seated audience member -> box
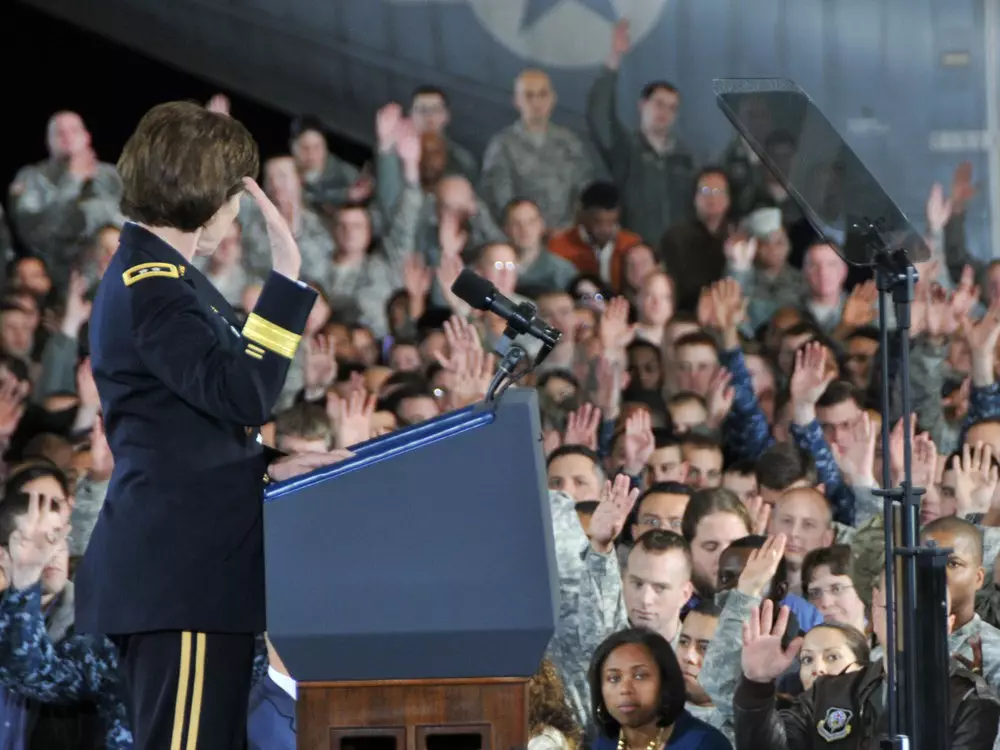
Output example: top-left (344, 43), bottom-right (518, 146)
top-left (587, 628), bottom-right (732, 750)
top-left (676, 601), bottom-right (733, 742)
top-left (721, 460), bottom-right (757, 504)
top-left (715, 535), bottom-right (822, 632)
top-left (549, 182), bottom-right (642, 291)
top-left (735, 572), bottom-right (1000, 748)
top-left (768, 486), bottom-right (835, 596)
top-left (797, 622), bottom-right (868, 692)
top-left (274, 403), bottom-right (333, 453)
top-left (800, 545), bottom-right (867, 633)
top-left (680, 434), bottom-right (723, 490)
top-left (0, 464), bottom-right (131, 747)
top-left (248, 636), bottom-right (295, 750)
top-left (548, 445), bottom-right (605, 504)
top-left (681, 487), bottom-right (752, 604)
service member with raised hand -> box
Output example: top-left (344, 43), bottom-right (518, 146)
top-left (74, 100), bottom-right (346, 750)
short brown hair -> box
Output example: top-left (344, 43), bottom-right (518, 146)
top-left (118, 101), bottom-right (259, 232)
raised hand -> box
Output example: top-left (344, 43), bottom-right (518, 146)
top-left (926, 182), bottom-right (953, 235)
top-left (395, 118), bottom-right (422, 177)
top-left (831, 410), bottom-right (877, 487)
top-left (790, 342), bottom-right (832, 409)
top-left (4, 492), bottom-right (66, 590)
top-left (607, 18), bottom-right (631, 69)
top-left (0, 371), bottom-right (25, 438)
top-left (710, 278), bottom-right (748, 346)
top-left (744, 495), bottom-right (772, 536)
top-left (402, 254), bottom-right (432, 305)
top-left (438, 210), bottom-right (469, 258)
top-left (953, 442), bottom-right (999, 515)
top-left (623, 409), bottom-right (656, 475)
top-left (737, 533), bottom-right (786, 597)
top-left (435, 316), bottom-right (482, 373)
top-left (242, 177), bottom-right (301, 280)
top-left (704, 367), bottom-right (735, 429)
top-left (61, 270), bottom-right (92, 336)
top-left (563, 403), bottom-right (602, 450)
top-left (964, 299), bottom-right (1000, 351)
top-left (840, 281), bottom-right (877, 330)
top-left (376, 103), bottom-right (403, 150)
top-left (911, 432), bottom-right (939, 491)
top-left (303, 334), bottom-right (337, 394)
top-left (724, 235), bottom-right (757, 272)
top-left (742, 599), bottom-right (804, 683)
top-left (448, 346), bottom-right (495, 409)
top-left (329, 389), bottom-right (376, 449)
top-left (888, 415), bottom-right (917, 483)
top-left (598, 297), bottom-right (635, 357)
top-left (76, 356), bottom-right (100, 408)
top-left (593, 356), bottom-right (630, 421)
top-left (206, 93), bottom-right (231, 116)
top-left (588, 474), bottom-right (640, 553)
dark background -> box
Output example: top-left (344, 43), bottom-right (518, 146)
top-left (0, 1), bottom-right (367, 199)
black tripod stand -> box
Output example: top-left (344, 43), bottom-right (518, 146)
top-left (872, 249), bottom-right (952, 750)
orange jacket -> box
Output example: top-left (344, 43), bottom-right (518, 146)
top-left (548, 226), bottom-right (643, 293)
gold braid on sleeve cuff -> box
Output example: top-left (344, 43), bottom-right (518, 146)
top-left (241, 314), bottom-right (301, 360)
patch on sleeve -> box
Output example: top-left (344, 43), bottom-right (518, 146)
top-left (122, 262), bottom-right (183, 287)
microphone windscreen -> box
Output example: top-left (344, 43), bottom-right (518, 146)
top-left (451, 269), bottom-right (496, 311)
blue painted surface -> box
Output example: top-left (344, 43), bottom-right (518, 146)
top-left (263, 402), bottom-right (494, 501)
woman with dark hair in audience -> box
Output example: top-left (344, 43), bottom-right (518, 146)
top-left (588, 628), bottom-right (732, 750)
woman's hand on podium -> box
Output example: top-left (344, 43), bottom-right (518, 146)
top-left (268, 449), bottom-right (354, 482)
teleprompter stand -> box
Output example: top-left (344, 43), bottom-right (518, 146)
top-left (714, 78), bottom-right (952, 750)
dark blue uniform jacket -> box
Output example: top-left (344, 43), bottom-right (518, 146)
top-left (75, 222), bottom-right (316, 635)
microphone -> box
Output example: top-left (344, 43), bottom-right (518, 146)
top-left (451, 269), bottom-right (562, 349)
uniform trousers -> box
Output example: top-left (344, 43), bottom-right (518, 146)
top-left (113, 631), bottom-right (256, 750)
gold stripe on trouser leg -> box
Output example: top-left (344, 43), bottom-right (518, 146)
top-left (171, 632), bottom-right (193, 750)
top-left (186, 633), bottom-right (207, 749)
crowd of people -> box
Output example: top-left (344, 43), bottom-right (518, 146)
top-left (1, 15), bottom-right (1000, 750)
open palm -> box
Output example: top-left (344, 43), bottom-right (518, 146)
top-left (741, 600), bottom-right (803, 683)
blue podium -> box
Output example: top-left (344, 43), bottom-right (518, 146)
top-left (263, 388), bottom-right (558, 750)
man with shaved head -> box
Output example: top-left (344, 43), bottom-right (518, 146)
top-left (481, 69), bottom-right (594, 228)
top-left (924, 516), bottom-right (1000, 693)
top-left (769, 486), bottom-right (835, 596)
top-left (8, 111), bottom-right (124, 287)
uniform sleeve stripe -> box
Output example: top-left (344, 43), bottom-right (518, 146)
top-left (242, 313), bottom-right (301, 359)
top-left (123, 262), bottom-right (181, 287)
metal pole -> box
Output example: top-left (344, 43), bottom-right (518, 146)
top-left (876, 267), bottom-right (900, 743)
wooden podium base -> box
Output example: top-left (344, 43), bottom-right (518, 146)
top-left (297, 677), bottom-right (529, 750)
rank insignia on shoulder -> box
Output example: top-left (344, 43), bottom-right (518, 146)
top-left (817, 707), bottom-right (852, 742)
top-left (122, 262), bottom-right (184, 287)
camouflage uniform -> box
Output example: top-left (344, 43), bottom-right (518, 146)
top-left (239, 199), bottom-right (334, 284)
top-left (726, 264), bottom-right (803, 333)
top-left (301, 156), bottom-right (361, 213)
top-left (481, 121), bottom-right (594, 229)
top-left (951, 615), bottom-right (1000, 694)
top-left (0, 582), bottom-right (132, 748)
top-left (698, 589), bottom-right (759, 731)
top-left (320, 182), bottom-right (423, 339)
top-left (70, 475), bottom-right (110, 558)
top-left (546, 490), bottom-right (662, 731)
top-left (7, 160), bottom-right (124, 289)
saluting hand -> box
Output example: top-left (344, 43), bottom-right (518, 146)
top-left (243, 177), bottom-right (302, 281)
